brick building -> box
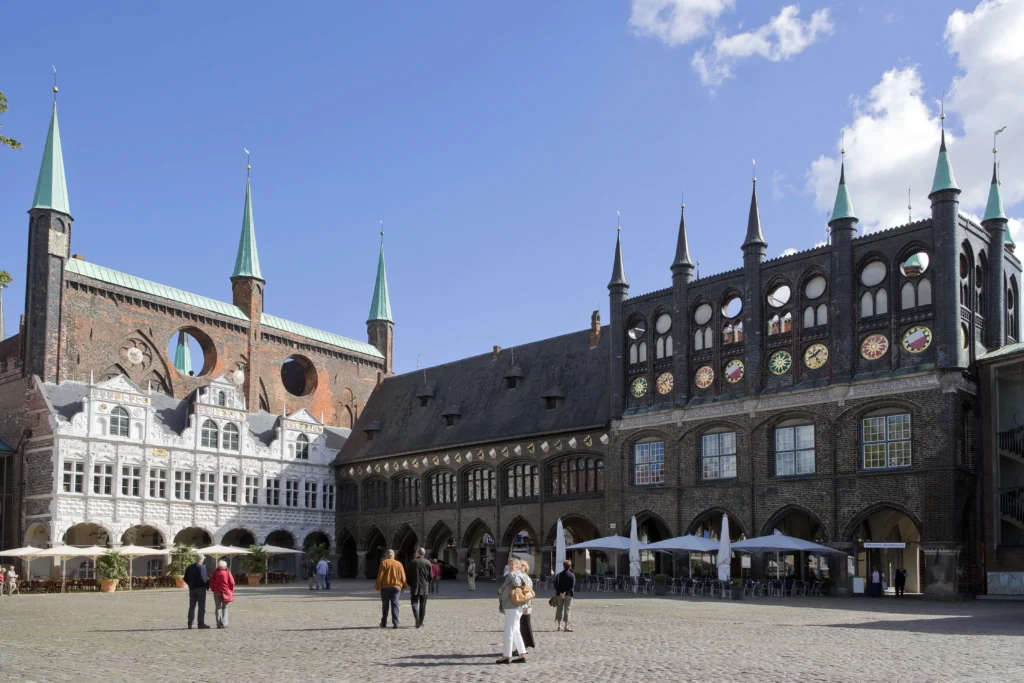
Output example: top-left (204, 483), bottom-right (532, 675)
top-left (0, 98), bottom-right (395, 571)
top-left (336, 133), bottom-right (1021, 597)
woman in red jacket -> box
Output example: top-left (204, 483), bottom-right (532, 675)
top-left (209, 560), bottom-right (236, 629)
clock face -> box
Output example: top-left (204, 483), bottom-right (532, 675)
top-left (656, 372), bottom-right (674, 395)
top-left (861, 334), bottom-right (889, 360)
top-left (695, 366), bottom-right (715, 389)
top-left (769, 350), bottom-right (792, 375)
top-left (724, 359), bottom-right (745, 384)
top-left (902, 326), bottom-right (933, 353)
top-left (804, 343), bottom-right (829, 369)
top-left (630, 376), bottom-right (648, 398)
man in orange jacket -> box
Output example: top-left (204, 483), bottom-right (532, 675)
top-left (375, 549), bottom-right (407, 629)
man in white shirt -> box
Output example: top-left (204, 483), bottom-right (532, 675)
top-left (870, 568), bottom-right (882, 597)
top-left (316, 558), bottom-right (329, 591)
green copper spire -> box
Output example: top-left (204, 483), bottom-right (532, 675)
top-left (830, 163), bottom-right (857, 222)
top-left (32, 102), bottom-right (70, 215)
top-left (983, 163), bottom-right (1007, 223)
top-left (930, 130), bottom-right (959, 195)
top-left (367, 233), bottom-right (393, 322)
top-left (231, 175), bottom-right (264, 280)
top-left (173, 331), bottom-right (192, 375)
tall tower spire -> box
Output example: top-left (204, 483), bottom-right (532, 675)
top-left (232, 153), bottom-right (263, 280)
top-left (831, 150), bottom-right (856, 222)
top-left (742, 163), bottom-right (766, 249)
top-left (671, 193), bottom-right (695, 407)
top-left (367, 221), bottom-right (394, 375)
top-left (983, 127), bottom-right (1010, 350)
top-left (32, 98), bottom-right (70, 215)
top-left (741, 161), bottom-right (767, 396)
top-left (173, 331), bottom-right (193, 375)
top-left (671, 193), bottom-right (694, 271)
top-left (230, 151), bottom-right (265, 412)
top-left (608, 214), bottom-right (628, 288)
top-left (829, 142), bottom-right (859, 383)
top-left (931, 100), bottom-right (959, 196)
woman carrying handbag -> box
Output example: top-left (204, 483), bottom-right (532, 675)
top-left (515, 559), bottom-right (536, 653)
top-left (496, 557), bottom-right (534, 664)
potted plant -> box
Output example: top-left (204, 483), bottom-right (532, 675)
top-left (240, 544), bottom-right (269, 585)
top-left (167, 543), bottom-right (197, 589)
top-left (731, 577), bottom-right (745, 600)
top-left (653, 573), bottom-right (668, 595)
top-left (95, 550), bottom-right (128, 593)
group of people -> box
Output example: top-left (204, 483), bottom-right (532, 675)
top-left (869, 566), bottom-right (909, 597)
top-left (182, 553), bottom-right (236, 629)
top-left (0, 565), bottom-right (17, 595)
top-left (373, 548), bottom-right (577, 665)
top-left (308, 558), bottom-right (332, 590)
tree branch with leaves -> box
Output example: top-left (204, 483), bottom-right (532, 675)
top-left (0, 92), bottom-right (22, 150)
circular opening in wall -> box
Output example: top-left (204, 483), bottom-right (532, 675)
top-left (767, 284), bottom-right (791, 307)
top-left (281, 354), bottom-right (318, 397)
top-left (694, 304), bottom-right (713, 325)
top-left (722, 296), bottom-right (742, 319)
top-left (860, 261), bottom-right (887, 287)
top-left (166, 328), bottom-right (216, 377)
top-left (804, 276), bottom-right (827, 300)
top-left (627, 321), bottom-right (646, 340)
top-left (655, 313), bottom-right (672, 334)
top-left (900, 252), bottom-right (930, 278)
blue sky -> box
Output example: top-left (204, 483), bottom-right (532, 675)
top-left (1, 1), bottom-right (1020, 374)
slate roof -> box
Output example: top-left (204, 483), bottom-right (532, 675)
top-left (336, 326), bottom-right (610, 463)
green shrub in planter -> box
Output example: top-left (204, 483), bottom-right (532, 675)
top-left (96, 551), bottom-right (129, 581)
top-left (306, 542), bottom-right (330, 564)
top-left (167, 543), bottom-right (197, 578)
top-left (241, 545), bottom-right (269, 576)
top-left (654, 574), bottom-right (667, 584)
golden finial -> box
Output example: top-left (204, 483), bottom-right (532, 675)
top-left (840, 131), bottom-right (845, 160)
top-left (379, 219), bottom-right (384, 239)
top-left (52, 65), bottom-right (58, 101)
top-left (680, 189), bottom-right (685, 210)
top-left (752, 158), bottom-right (756, 184)
top-left (940, 91), bottom-right (946, 126)
top-left (616, 210), bottom-right (621, 233)
top-left (244, 148), bottom-right (251, 174)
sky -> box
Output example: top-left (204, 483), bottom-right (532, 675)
top-left (1, 0), bottom-right (1021, 375)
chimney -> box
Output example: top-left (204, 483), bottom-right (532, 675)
top-left (72, 254), bottom-right (85, 261)
top-left (590, 310), bottom-right (601, 348)
top-left (492, 345), bottom-right (502, 360)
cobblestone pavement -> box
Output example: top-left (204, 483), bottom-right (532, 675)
top-left (2, 580), bottom-right (1023, 683)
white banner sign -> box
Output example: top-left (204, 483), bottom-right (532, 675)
top-left (864, 542), bottom-right (906, 549)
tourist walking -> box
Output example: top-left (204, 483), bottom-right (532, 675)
top-left (5, 565), bottom-right (18, 596)
top-left (467, 559), bottom-right (477, 591)
top-left (375, 549), bottom-right (406, 629)
top-left (209, 560), bottom-right (235, 629)
top-left (409, 548), bottom-right (432, 628)
top-left (430, 558), bottom-right (440, 594)
top-left (516, 559), bottom-right (536, 652)
top-left (894, 567), bottom-right (907, 597)
top-left (870, 567), bottom-right (882, 597)
top-left (316, 556), bottom-right (329, 590)
top-left (553, 559), bottom-right (575, 632)
top-left (183, 553), bottom-right (210, 629)
top-left (496, 557), bottom-right (531, 664)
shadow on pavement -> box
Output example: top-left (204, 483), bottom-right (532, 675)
top-left (820, 614), bottom-right (1024, 636)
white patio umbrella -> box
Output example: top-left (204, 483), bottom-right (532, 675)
top-left (555, 519), bottom-right (566, 573)
top-left (717, 514), bottom-right (732, 583)
top-left (116, 545), bottom-right (163, 591)
top-left (198, 544), bottom-right (251, 565)
top-left (628, 517), bottom-right (641, 592)
top-left (35, 545), bottom-right (108, 592)
top-left (732, 530), bottom-right (846, 579)
top-left (567, 534), bottom-right (632, 579)
top-left (259, 544), bottom-right (304, 585)
top-left (642, 534), bottom-right (721, 578)
top-left (0, 546), bottom-right (45, 585)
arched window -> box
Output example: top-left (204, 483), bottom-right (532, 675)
top-left (860, 260), bottom-right (888, 318)
top-left (427, 471), bottom-right (457, 505)
top-left (1008, 276), bottom-right (1019, 342)
top-left (656, 336), bottom-right (665, 358)
top-left (918, 278), bottom-right (932, 306)
top-left (703, 327), bottom-right (712, 349)
top-left (549, 457), bottom-right (604, 498)
top-left (654, 313), bottom-right (672, 358)
top-left (339, 482), bottom-right (359, 512)
top-left (629, 343), bottom-right (638, 364)
top-left (694, 329), bottom-right (704, 350)
top-left (295, 434), bottom-right (309, 460)
top-left (768, 314), bottom-right (780, 336)
top-left (723, 324), bottom-right (734, 344)
top-left (362, 479), bottom-right (388, 511)
top-left (875, 289), bottom-right (888, 315)
top-left (803, 306), bottom-right (815, 329)
top-left (109, 407), bottom-right (130, 438)
top-left (638, 341), bottom-right (647, 363)
top-left (665, 335), bottom-right (673, 356)
top-left (504, 463), bottom-right (539, 500)
top-left (200, 419), bottom-right (218, 448)
top-left (394, 476), bottom-right (421, 509)
top-left (816, 304), bottom-right (827, 326)
top-left (901, 281), bottom-right (916, 310)
top-left (462, 467), bottom-right (496, 504)
top-left (222, 423), bottom-right (240, 451)
top-left (217, 391), bottom-right (226, 407)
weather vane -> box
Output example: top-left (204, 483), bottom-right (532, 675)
top-left (994, 126), bottom-right (1007, 167)
top-left (616, 210), bottom-right (621, 233)
top-left (681, 189), bottom-right (685, 210)
top-left (244, 148), bottom-right (251, 174)
top-left (840, 132), bottom-right (845, 163)
top-left (752, 158), bottom-right (756, 184)
top-left (52, 65), bottom-right (58, 101)
top-left (908, 188), bottom-right (912, 223)
top-left (940, 90), bottom-right (946, 129)
top-left (379, 219), bottom-right (384, 239)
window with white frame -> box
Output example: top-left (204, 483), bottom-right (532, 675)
top-left (198, 472), bottom-right (216, 501)
top-left (244, 476), bottom-right (260, 504)
top-left (217, 391), bottom-right (226, 407)
top-left (775, 424), bottom-right (815, 476)
top-left (266, 478), bottom-right (281, 506)
top-left (323, 483), bottom-right (335, 510)
top-left (121, 466), bottom-right (141, 497)
top-left (63, 461), bottom-right (84, 493)
top-left (93, 463), bottom-right (113, 495)
top-left (110, 406), bottom-right (130, 437)
top-left (862, 413), bottom-right (912, 469)
top-left (305, 481), bottom-right (318, 508)
top-left (702, 432), bottom-right (737, 480)
top-left (222, 474), bottom-right (238, 503)
top-left (146, 558), bottom-right (164, 577)
top-left (295, 434), bottom-right (310, 459)
top-left (200, 420), bottom-right (218, 448)
top-left (285, 480), bottom-right (299, 507)
top-left (174, 470), bottom-right (192, 500)
top-left (634, 441), bottom-right (665, 485)
top-left (148, 469), bottom-right (167, 499)
top-left (222, 423), bottom-right (240, 451)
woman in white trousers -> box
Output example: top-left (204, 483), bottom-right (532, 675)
top-left (496, 557), bottom-right (527, 664)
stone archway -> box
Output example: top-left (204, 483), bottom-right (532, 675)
top-left (462, 519), bottom-right (496, 580)
top-left (303, 531), bottom-right (332, 579)
top-left (759, 506), bottom-right (828, 580)
top-left (545, 515), bottom-right (600, 575)
top-left (634, 512), bottom-right (672, 576)
top-left (222, 528), bottom-right (257, 573)
top-left (502, 516), bottom-right (540, 575)
top-left (174, 527), bottom-right (212, 547)
top-left (121, 524), bottom-right (167, 578)
top-left (392, 525), bottom-right (419, 572)
top-left (363, 527), bottom-right (388, 580)
top-left (847, 505), bottom-right (923, 594)
top-left (425, 521), bottom-right (456, 566)
top-left (687, 509), bottom-right (746, 579)
top-left (337, 529), bottom-right (358, 579)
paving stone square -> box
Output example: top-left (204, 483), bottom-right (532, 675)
top-left (1, 580), bottom-right (1022, 682)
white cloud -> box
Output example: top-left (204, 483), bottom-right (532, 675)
top-left (806, 0), bottom-right (1024, 243)
top-left (780, 247), bottom-right (798, 256)
top-left (692, 6), bottom-right (834, 87)
top-left (628, 0), bottom-right (735, 47)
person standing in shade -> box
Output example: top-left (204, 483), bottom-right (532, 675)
top-left (325, 560), bottom-right (332, 590)
top-left (553, 559), bottom-right (575, 632)
top-left (375, 549), bottom-right (406, 629)
top-left (409, 548), bottom-right (432, 628)
top-left (209, 560), bottom-right (235, 629)
top-left (430, 558), bottom-right (441, 594)
top-left (515, 559), bottom-right (536, 653)
top-left (894, 566), bottom-right (907, 597)
top-left (871, 567), bottom-right (882, 597)
top-left (183, 553), bottom-right (210, 629)
top-left (467, 558), bottom-right (477, 591)
top-left (316, 556), bottom-right (329, 591)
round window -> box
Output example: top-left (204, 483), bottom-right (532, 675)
top-left (860, 261), bottom-right (887, 287)
top-left (627, 322), bottom-right (647, 340)
top-left (804, 276), bottom-right (826, 300)
top-left (281, 355), bottom-right (318, 397)
top-left (655, 313), bottom-right (672, 335)
top-left (694, 304), bottom-right (713, 325)
top-left (767, 284), bottom-right (791, 307)
top-left (899, 252), bottom-right (930, 278)
top-left (722, 296), bottom-right (742, 319)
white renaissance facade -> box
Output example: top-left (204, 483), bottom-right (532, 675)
top-left (27, 374), bottom-right (344, 577)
